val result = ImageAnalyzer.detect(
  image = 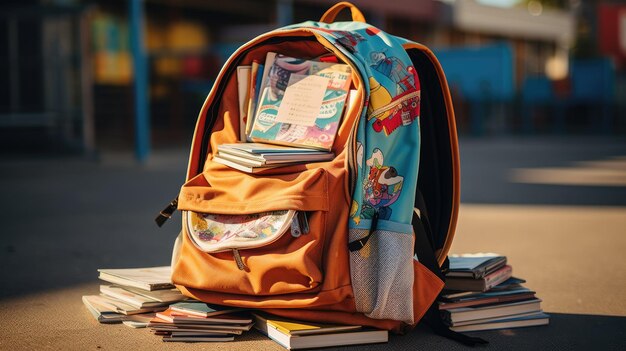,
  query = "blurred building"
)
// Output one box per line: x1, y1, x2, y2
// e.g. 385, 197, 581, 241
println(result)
0, 0, 622, 158
432, 0, 576, 134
